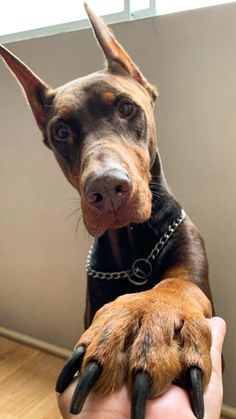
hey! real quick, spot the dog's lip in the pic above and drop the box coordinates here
[86,212,151,237]
[82,186,152,236]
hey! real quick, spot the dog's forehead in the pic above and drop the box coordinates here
[52,71,151,117]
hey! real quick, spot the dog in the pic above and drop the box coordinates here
[0,3,214,419]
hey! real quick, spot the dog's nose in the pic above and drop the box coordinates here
[85,169,131,212]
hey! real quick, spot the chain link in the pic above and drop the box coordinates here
[85,209,186,285]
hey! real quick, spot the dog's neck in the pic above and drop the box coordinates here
[90,153,182,272]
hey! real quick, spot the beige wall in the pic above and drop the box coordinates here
[0,3,235,407]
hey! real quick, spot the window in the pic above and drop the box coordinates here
[1,0,235,43]
[156,0,236,15]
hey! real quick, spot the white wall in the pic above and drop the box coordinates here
[0,2,235,407]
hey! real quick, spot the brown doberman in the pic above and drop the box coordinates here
[0,4,214,418]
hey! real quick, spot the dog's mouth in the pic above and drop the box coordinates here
[81,186,152,237]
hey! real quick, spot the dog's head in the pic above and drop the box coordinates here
[0,3,158,237]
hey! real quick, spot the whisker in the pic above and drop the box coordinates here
[75,216,82,235]
[149,185,164,196]
[66,197,81,201]
[152,193,163,199]
[65,207,81,221]
[64,196,85,235]
[149,184,160,190]
[149,180,160,186]
[66,197,81,207]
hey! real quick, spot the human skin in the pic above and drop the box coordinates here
[57,317,226,419]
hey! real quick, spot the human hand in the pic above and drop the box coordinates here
[57,316,226,419]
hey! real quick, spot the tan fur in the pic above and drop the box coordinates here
[75,278,212,397]
[101,91,116,104]
[78,133,152,236]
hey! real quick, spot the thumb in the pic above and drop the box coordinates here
[203,316,226,419]
[208,316,226,381]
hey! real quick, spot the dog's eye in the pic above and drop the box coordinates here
[118,101,135,118]
[53,123,71,142]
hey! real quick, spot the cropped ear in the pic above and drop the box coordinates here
[84,3,157,102]
[0,45,51,130]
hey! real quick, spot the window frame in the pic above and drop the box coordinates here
[1,0,235,44]
[0,0,156,44]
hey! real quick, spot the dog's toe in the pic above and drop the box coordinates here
[55,346,85,393]
[70,361,101,414]
[187,367,204,419]
[129,301,182,397]
[131,371,151,419]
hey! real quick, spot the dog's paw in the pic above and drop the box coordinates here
[56,279,212,419]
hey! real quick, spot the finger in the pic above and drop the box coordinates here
[131,371,150,419]
[208,317,226,378]
[55,346,85,393]
[70,361,101,414]
[187,366,204,419]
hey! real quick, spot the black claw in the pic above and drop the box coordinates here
[187,367,204,419]
[55,346,85,393]
[131,371,151,419]
[70,361,101,415]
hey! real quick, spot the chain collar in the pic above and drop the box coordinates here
[85,209,186,286]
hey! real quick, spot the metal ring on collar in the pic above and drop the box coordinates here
[128,274,149,286]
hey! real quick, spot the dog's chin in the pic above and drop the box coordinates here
[83,207,152,238]
[81,186,153,237]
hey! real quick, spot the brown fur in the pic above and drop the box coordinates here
[79,138,152,236]
[77,278,212,397]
